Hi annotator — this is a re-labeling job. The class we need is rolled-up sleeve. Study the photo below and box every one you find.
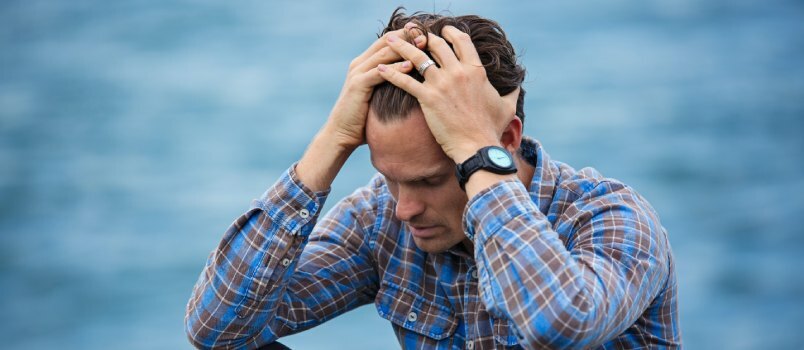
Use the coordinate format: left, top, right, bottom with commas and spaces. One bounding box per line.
465, 179, 669, 349
185, 165, 329, 349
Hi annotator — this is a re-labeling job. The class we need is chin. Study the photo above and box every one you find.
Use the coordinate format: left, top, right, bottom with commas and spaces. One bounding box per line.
412, 236, 458, 253
413, 241, 447, 253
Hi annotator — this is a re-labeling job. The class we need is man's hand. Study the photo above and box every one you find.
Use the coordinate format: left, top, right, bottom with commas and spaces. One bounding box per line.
325, 28, 422, 150
377, 25, 519, 163
296, 28, 423, 192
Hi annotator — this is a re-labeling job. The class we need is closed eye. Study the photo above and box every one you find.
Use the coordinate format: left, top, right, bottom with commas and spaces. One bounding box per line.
421, 174, 449, 187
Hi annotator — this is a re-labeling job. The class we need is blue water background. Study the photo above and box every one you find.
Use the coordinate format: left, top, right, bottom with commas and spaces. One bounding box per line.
1, 1, 803, 348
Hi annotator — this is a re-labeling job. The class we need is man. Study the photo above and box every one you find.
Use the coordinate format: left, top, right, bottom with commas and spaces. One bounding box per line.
185, 9, 681, 349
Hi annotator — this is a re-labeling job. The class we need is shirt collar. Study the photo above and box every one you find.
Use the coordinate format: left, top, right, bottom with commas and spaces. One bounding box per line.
518, 136, 559, 216
445, 242, 473, 260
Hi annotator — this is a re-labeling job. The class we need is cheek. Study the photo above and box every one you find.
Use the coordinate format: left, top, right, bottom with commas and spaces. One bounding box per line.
432, 184, 469, 217
385, 180, 400, 200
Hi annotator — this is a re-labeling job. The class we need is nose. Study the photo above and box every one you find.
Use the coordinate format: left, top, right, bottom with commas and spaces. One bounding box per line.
394, 186, 425, 222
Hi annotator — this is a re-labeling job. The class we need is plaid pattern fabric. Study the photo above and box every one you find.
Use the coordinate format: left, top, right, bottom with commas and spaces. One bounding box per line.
185, 138, 681, 349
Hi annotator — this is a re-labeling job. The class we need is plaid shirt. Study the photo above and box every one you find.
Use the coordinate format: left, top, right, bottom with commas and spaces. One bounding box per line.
185, 138, 681, 349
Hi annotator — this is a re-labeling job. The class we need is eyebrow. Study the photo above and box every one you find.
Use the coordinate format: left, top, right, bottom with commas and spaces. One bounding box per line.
375, 165, 450, 183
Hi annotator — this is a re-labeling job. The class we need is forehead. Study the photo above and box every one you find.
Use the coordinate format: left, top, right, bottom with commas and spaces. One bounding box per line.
366, 108, 454, 181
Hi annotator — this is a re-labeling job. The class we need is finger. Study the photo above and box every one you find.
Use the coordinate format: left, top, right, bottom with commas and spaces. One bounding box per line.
440, 26, 482, 66
351, 28, 408, 69
404, 23, 428, 49
377, 63, 427, 98
354, 46, 403, 74
412, 35, 427, 50
355, 25, 433, 74
385, 33, 439, 78
358, 61, 413, 87
425, 32, 459, 69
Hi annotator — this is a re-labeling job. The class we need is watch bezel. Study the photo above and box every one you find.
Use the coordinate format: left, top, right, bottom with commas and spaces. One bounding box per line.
482, 146, 516, 170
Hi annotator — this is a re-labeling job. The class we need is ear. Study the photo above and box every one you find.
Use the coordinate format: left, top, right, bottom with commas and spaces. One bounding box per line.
499, 116, 523, 154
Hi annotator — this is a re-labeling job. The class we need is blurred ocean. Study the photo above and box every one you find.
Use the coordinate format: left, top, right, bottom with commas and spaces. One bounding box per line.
1, 0, 803, 349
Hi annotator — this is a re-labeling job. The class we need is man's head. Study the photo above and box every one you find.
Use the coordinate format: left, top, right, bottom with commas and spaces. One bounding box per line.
370, 8, 526, 124
366, 9, 527, 253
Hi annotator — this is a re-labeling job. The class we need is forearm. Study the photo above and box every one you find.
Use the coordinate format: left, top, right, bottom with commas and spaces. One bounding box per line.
184, 23, 417, 348
466, 180, 668, 348
185, 167, 327, 349
296, 123, 356, 192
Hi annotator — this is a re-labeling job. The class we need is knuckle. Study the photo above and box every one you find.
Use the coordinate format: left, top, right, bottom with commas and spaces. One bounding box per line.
408, 26, 424, 38
354, 70, 371, 81
376, 47, 390, 59
457, 31, 471, 42
431, 34, 447, 47
349, 57, 361, 69
382, 47, 399, 59
380, 33, 396, 46
449, 71, 471, 86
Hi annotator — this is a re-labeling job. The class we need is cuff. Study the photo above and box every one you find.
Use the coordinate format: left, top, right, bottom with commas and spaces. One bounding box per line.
251, 163, 331, 236
462, 179, 542, 244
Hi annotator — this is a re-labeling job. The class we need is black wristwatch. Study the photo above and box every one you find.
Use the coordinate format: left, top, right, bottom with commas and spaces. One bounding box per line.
455, 146, 517, 190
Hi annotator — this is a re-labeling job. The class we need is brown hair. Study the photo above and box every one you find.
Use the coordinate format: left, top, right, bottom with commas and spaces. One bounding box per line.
369, 7, 526, 124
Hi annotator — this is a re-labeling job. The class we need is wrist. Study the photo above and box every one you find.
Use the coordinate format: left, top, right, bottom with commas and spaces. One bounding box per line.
322, 121, 363, 154
297, 127, 356, 192
450, 139, 501, 163
455, 145, 518, 193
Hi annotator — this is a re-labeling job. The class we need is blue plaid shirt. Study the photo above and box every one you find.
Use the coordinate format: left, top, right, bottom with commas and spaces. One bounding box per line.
185, 138, 681, 349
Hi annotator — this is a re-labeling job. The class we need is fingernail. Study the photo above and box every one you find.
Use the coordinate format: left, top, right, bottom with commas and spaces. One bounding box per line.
378, 64, 387, 72
404, 22, 416, 29
387, 35, 396, 43
401, 61, 410, 69
414, 36, 424, 45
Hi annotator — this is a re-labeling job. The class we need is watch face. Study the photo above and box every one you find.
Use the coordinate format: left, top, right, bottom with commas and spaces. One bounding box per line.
486, 147, 513, 168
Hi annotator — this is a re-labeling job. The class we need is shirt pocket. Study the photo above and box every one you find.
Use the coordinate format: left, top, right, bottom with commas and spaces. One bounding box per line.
492, 317, 522, 348
375, 280, 458, 341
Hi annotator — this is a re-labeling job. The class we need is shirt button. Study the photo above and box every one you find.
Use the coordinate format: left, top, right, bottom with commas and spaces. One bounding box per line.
466, 340, 474, 349
281, 258, 291, 267
299, 208, 310, 218
471, 269, 478, 279
407, 311, 418, 323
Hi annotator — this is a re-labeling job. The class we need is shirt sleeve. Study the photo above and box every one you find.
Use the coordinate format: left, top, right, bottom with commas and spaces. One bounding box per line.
464, 179, 670, 349
184, 165, 380, 349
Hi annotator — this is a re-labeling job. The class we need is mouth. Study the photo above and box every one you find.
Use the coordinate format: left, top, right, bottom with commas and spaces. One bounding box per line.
409, 225, 440, 238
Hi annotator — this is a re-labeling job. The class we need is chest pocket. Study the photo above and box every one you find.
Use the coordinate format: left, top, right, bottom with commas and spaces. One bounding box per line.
375, 280, 458, 340
492, 317, 522, 348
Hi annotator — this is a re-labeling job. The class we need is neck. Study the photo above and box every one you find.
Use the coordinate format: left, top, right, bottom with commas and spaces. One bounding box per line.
515, 150, 536, 189
461, 238, 474, 255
